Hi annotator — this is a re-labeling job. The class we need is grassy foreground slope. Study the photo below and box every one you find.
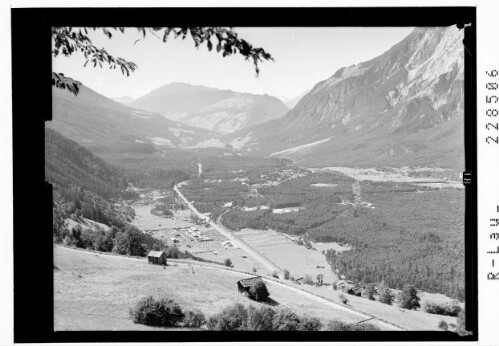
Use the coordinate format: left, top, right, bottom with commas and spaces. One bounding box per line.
54, 246, 367, 331
55, 247, 457, 331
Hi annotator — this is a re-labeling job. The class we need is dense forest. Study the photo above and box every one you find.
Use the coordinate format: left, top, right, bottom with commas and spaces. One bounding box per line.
322, 185, 465, 300
180, 171, 465, 300
45, 127, 138, 200
126, 168, 189, 190
47, 129, 211, 262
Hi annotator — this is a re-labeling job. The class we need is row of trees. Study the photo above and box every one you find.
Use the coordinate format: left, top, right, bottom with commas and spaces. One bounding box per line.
60, 223, 165, 257
53, 185, 135, 242
130, 298, 379, 331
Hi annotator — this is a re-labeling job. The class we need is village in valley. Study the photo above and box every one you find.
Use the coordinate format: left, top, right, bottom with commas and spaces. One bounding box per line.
132, 160, 462, 307
53, 158, 464, 331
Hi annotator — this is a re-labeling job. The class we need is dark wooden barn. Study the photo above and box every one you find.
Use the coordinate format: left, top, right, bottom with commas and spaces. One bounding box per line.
237, 276, 262, 296
345, 285, 362, 297
147, 251, 167, 265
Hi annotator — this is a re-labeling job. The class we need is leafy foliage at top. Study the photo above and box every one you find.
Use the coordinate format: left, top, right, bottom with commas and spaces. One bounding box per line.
52, 27, 273, 95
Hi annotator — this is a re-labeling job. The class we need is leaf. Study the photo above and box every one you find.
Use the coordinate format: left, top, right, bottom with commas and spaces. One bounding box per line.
216, 42, 221, 53
207, 40, 212, 51
163, 28, 171, 42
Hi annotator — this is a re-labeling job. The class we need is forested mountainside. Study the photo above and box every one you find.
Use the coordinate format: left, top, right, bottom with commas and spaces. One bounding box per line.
46, 127, 137, 236
47, 128, 203, 260
130, 82, 289, 134
49, 84, 221, 156
45, 127, 135, 199
226, 26, 465, 170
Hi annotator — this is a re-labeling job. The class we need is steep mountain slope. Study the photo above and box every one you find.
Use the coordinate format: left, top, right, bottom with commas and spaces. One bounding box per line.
45, 127, 129, 199
49, 85, 221, 156
284, 89, 311, 109
130, 82, 288, 134
227, 26, 464, 169
111, 95, 134, 105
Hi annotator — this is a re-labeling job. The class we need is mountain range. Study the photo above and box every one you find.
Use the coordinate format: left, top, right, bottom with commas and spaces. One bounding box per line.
130, 83, 288, 134
284, 89, 311, 109
49, 26, 465, 171
48, 84, 224, 157
225, 26, 465, 169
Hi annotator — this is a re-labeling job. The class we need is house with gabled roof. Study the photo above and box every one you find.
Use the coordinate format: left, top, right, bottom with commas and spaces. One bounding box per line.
147, 251, 167, 265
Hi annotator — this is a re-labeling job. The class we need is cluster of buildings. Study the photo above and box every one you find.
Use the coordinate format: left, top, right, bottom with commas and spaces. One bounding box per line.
185, 226, 213, 242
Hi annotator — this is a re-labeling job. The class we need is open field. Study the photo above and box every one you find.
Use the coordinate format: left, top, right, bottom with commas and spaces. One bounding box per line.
131, 194, 266, 272
132, 204, 193, 231
54, 246, 391, 331
311, 166, 463, 189
293, 284, 458, 331
237, 228, 337, 281
54, 246, 461, 331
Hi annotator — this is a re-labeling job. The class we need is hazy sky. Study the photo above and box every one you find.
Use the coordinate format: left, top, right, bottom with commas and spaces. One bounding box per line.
53, 27, 414, 100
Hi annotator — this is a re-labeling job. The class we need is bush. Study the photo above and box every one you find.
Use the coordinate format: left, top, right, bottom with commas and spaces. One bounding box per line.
272, 307, 301, 331
398, 285, 420, 310
129, 296, 184, 327
438, 320, 449, 331
249, 279, 270, 302
455, 309, 471, 336
302, 274, 314, 285
206, 303, 248, 331
246, 305, 275, 331
378, 286, 393, 305
298, 316, 322, 331
322, 319, 379, 331
224, 258, 233, 267
283, 269, 290, 280
182, 310, 206, 328
424, 301, 462, 317
363, 283, 376, 300
339, 293, 348, 305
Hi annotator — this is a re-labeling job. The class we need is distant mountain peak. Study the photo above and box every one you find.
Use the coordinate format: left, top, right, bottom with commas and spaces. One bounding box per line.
225, 25, 464, 170
130, 83, 288, 134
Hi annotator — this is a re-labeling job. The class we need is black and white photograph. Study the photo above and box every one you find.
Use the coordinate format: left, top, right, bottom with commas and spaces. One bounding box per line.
48, 24, 468, 331
8, 5, 489, 344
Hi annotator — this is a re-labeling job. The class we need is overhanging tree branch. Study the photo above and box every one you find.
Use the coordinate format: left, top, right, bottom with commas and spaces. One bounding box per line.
52, 27, 274, 96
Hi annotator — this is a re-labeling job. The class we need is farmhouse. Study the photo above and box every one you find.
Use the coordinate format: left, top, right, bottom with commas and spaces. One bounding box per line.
237, 276, 263, 296
341, 284, 362, 297
147, 251, 167, 265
